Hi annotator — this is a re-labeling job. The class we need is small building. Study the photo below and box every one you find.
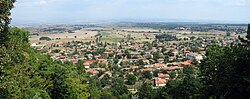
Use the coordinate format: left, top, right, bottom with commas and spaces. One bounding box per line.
83, 62, 90, 69
155, 77, 167, 87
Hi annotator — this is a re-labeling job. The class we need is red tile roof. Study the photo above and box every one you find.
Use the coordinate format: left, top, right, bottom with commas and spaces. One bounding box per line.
161, 66, 183, 71
71, 59, 78, 64
83, 60, 97, 66
143, 68, 152, 71
154, 63, 165, 68
59, 55, 66, 59
158, 73, 170, 78
155, 78, 167, 85
86, 68, 99, 75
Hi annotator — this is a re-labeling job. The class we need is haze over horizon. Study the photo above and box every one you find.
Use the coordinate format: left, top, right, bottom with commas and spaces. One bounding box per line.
11, 0, 250, 25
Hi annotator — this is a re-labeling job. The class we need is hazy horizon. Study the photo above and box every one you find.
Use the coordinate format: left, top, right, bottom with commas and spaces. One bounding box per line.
11, 0, 250, 25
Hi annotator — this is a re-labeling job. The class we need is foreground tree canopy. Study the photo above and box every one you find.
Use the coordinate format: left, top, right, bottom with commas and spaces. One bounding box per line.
0, 0, 16, 45
0, 1, 89, 98
0, 27, 90, 98
199, 45, 250, 98
247, 24, 250, 39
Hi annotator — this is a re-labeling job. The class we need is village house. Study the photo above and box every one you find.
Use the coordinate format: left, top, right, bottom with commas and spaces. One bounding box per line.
186, 52, 203, 63
83, 60, 97, 68
86, 68, 99, 76
155, 77, 167, 87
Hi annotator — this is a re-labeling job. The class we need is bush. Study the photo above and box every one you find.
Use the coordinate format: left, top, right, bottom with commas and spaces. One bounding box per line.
39, 37, 51, 41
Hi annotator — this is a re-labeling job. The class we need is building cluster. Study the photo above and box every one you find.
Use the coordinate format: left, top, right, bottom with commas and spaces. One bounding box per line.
32, 31, 240, 88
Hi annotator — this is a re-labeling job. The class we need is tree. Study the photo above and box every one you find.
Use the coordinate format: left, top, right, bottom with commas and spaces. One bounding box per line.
140, 52, 145, 56
246, 24, 250, 40
0, 28, 89, 99
191, 47, 200, 53
239, 24, 250, 46
142, 71, 152, 79
119, 93, 130, 99
88, 80, 101, 99
153, 69, 160, 77
152, 52, 159, 60
163, 66, 201, 99
138, 83, 156, 99
126, 74, 136, 85
169, 71, 176, 79
0, 28, 38, 98
0, 0, 16, 46
190, 36, 196, 40
180, 66, 201, 98
199, 45, 250, 98
0, 2, 90, 98
137, 60, 144, 65
110, 78, 129, 98
95, 37, 99, 43
98, 74, 111, 87
39, 36, 51, 41
101, 90, 116, 99
47, 61, 90, 99
76, 60, 86, 75
154, 87, 171, 99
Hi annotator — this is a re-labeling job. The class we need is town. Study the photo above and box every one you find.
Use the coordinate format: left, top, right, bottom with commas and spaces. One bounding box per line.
26, 23, 247, 94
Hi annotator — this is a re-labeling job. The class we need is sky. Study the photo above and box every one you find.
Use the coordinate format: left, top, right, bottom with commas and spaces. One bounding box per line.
11, 0, 250, 25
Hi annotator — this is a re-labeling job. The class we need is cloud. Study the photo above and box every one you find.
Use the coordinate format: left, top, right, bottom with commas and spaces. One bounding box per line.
230, 0, 249, 6
215, 0, 250, 6
38, 0, 47, 5
16, 0, 56, 7
176, 0, 250, 6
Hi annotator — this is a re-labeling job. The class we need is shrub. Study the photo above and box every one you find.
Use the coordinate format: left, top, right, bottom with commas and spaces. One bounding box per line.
39, 36, 51, 41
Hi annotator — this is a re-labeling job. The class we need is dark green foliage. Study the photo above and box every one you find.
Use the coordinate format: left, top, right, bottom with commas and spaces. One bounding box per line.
92, 48, 105, 55
126, 74, 136, 85
246, 24, 250, 40
191, 47, 200, 52
49, 63, 89, 98
197, 37, 203, 40
152, 52, 159, 60
88, 80, 101, 99
169, 71, 176, 79
153, 69, 160, 77
142, 71, 152, 79
155, 34, 177, 41
154, 87, 171, 99
0, 28, 89, 98
137, 60, 144, 65
164, 66, 201, 98
0, 0, 16, 46
199, 45, 250, 99
51, 49, 60, 53
24, 88, 51, 99
119, 93, 130, 99
138, 83, 156, 99
101, 90, 116, 99
39, 36, 51, 41
167, 50, 174, 56
239, 24, 250, 44
98, 74, 111, 87
76, 60, 86, 75
110, 78, 128, 97
96, 77, 130, 99
190, 36, 196, 40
